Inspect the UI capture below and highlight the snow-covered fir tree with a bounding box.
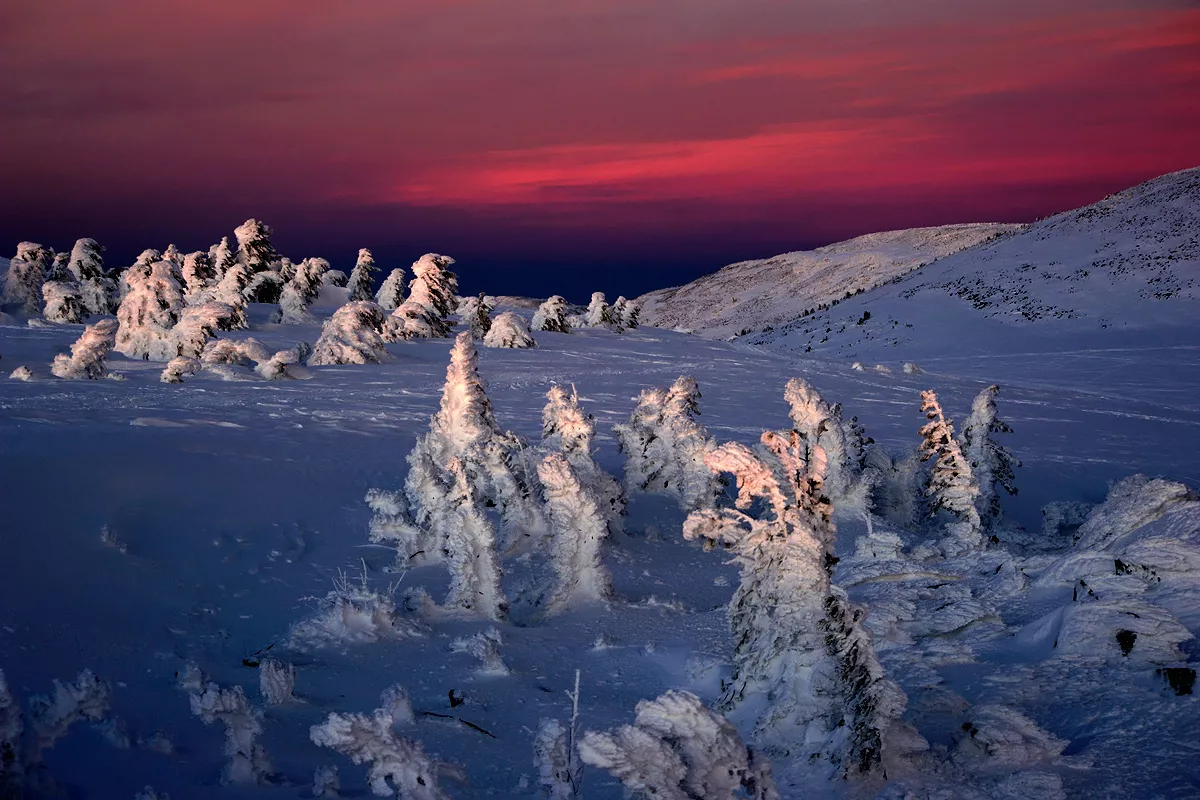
[408,253,458,318]
[482,311,536,349]
[309,301,393,365]
[957,384,1020,524]
[68,238,115,316]
[533,295,571,333]
[41,256,87,323]
[160,356,200,383]
[918,389,982,550]
[619,298,640,329]
[683,430,910,773]
[346,248,379,302]
[459,293,493,338]
[277,257,329,324]
[209,236,237,281]
[375,267,407,310]
[115,260,185,361]
[538,453,612,613]
[439,458,508,620]
[542,384,625,531]
[209,263,251,329]
[51,319,119,379]
[181,251,215,303]
[784,377,857,503]
[390,298,450,339]
[584,292,614,328]
[3,242,53,314]
[162,244,183,270]
[243,271,285,305]
[171,302,238,358]
[614,376,721,512]
[234,219,279,274]
[578,690,780,800]
[399,332,544,560]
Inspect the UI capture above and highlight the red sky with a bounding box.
[1,0,1197,298]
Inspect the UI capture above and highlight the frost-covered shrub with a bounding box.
[3,242,52,314]
[379,685,414,727]
[538,453,612,613]
[257,345,308,380]
[310,302,393,365]
[542,384,625,531]
[160,356,200,383]
[684,423,908,770]
[259,660,297,706]
[310,699,452,799]
[614,376,720,512]
[438,458,508,620]
[201,337,270,368]
[918,389,981,551]
[482,311,536,349]
[288,571,422,649]
[533,719,575,800]
[375,268,407,310]
[278,257,330,324]
[407,253,458,320]
[116,260,185,360]
[41,278,88,323]
[347,248,379,302]
[583,292,614,328]
[52,318,119,380]
[185,675,272,785]
[577,690,779,800]
[458,293,492,338]
[958,385,1020,524]
[9,366,33,382]
[449,628,509,676]
[171,301,238,358]
[68,238,116,316]
[533,295,571,333]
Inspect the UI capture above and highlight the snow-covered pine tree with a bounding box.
[918,389,982,551]
[51,319,119,379]
[542,384,625,531]
[41,256,88,324]
[459,293,493,338]
[610,297,630,330]
[243,271,285,305]
[67,238,115,316]
[957,384,1020,524]
[482,311,536,349]
[538,453,612,613]
[209,236,237,281]
[115,260,185,360]
[277,257,329,324]
[209,263,251,330]
[375,268,407,310]
[614,376,721,512]
[234,219,279,275]
[620,299,640,329]
[309,301,393,365]
[277,257,296,285]
[181,251,215,303]
[346,248,379,302]
[584,292,614,328]
[439,458,508,620]
[3,242,53,314]
[533,295,571,333]
[162,244,182,270]
[578,690,780,800]
[684,429,908,773]
[390,298,450,339]
[172,302,238,358]
[408,253,458,319]
[784,378,856,502]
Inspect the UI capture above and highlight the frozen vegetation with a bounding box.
[1,168,1199,799]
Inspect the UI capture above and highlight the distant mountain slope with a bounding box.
[636,223,1022,339]
[749,166,1200,364]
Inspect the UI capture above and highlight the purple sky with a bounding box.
[2,1,1197,299]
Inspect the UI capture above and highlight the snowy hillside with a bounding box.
[636,224,1021,339]
[743,167,1200,366]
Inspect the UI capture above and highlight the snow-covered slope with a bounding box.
[637,224,1022,339]
[745,167,1200,365]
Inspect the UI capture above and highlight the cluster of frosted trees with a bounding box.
[532,292,640,334]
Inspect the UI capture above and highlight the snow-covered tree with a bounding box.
[542,384,625,531]
[390,299,450,339]
[52,319,119,379]
[310,704,450,799]
[3,242,52,314]
[375,268,407,310]
[160,356,200,383]
[210,263,251,329]
[538,453,612,613]
[184,674,272,785]
[115,261,185,360]
[257,344,309,380]
[171,301,238,358]
[918,389,982,549]
[957,384,1020,523]
[347,248,379,302]
[67,238,115,316]
[407,253,458,319]
[181,251,215,303]
[614,376,720,512]
[277,257,329,324]
[162,243,182,269]
[459,293,493,338]
[439,458,508,620]
[483,311,536,349]
[42,273,87,324]
[234,219,279,275]
[618,298,640,329]
[683,428,909,772]
[310,301,393,365]
[209,236,237,281]
[533,295,571,333]
[533,718,576,800]
[243,270,285,305]
[201,337,270,368]
[784,378,856,502]
[578,690,779,800]
[584,292,614,328]
[398,332,544,561]
[278,257,296,284]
